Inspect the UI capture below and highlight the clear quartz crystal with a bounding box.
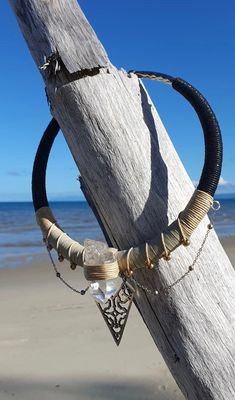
[84,239,120,303]
[84,239,116,265]
[89,279,121,303]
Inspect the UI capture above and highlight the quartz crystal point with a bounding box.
[84,240,121,303]
[84,239,115,265]
[89,279,121,303]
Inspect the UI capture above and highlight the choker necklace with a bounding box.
[32,70,222,345]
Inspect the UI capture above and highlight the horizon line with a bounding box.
[1,192,235,203]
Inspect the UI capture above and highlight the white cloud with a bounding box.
[192,176,235,194]
[218,176,228,186]
[216,179,235,194]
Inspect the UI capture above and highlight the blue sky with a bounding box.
[0,0,234,201]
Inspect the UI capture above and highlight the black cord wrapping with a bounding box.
[131,71,222,198]
[32,71,223,215]
[32,118,60,211]
[172,78,222,197]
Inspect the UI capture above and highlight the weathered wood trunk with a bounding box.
[9,1,235,399]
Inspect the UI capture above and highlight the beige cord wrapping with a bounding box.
[56,232,68,252]
[177,217,190,246]
[178,190,213,236]
[123,247,133,277]
[36,206,84,268]
[83,247,119,281]
[117,189,213,274]
[161,233,171,260]
[46,223,56,241]
[36,190,213,280]
[68,242,76,258]
[36,206,119,281]
[145,243,154,269]
[83,261,119,281]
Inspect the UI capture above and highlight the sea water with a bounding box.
[0,197,234,268]
[0,201,103,268]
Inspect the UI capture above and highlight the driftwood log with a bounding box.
[9,1,235,399]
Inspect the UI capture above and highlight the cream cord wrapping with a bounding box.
[117,190,213,274]
[36,206,119,280]
[36,190,212,279]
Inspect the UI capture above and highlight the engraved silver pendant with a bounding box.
[96,280,135,345]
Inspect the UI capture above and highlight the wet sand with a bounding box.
[0,238,234,400]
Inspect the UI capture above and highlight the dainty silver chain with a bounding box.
[130,203,220,296]
[130,225,212,296]
[45,242,89,295]
[44,202,220,297]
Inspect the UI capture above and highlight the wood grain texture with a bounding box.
[50,70,235,399]
[9,0,108,72]
[9,1,235,399]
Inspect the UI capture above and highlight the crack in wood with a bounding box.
[42,50,107,87]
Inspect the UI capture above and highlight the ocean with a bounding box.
[0,198,234,269]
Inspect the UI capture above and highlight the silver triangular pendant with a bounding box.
[96,281,135,346]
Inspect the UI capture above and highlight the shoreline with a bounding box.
[220,234,235,249]
[0,237,234,400]
[0,235,233,277]
[0,259,185,400]
[1,234,234,271]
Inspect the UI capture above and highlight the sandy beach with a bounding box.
[0,238,234,400]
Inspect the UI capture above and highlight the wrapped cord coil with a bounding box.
[131,71,223,198]
[32,118,60,211]
[32,71,222,279]
[172,78,222,197]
